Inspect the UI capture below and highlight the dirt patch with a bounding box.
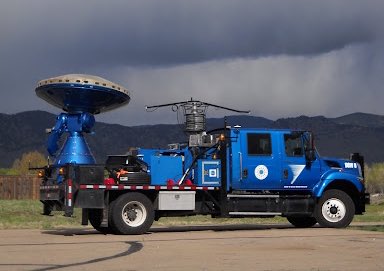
[0,225,383,271]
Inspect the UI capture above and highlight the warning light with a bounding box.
[59,167,66,175]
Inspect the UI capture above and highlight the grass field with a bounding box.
[1,200,383,231]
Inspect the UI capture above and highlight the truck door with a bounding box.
[232,132,282,190]
[281,132,321,190]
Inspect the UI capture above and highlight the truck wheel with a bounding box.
[287,216,317,228]
[43,203,52,216]
[315,189,355,228]
[88,209,113,234]
[110,192,154,235]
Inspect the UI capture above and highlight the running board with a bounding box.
[229,212,282,216]
[227,194,280,198]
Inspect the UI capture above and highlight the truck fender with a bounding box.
[312,170,364,198]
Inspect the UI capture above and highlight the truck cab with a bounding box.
[226,127,367,228]
[230,128,364,193]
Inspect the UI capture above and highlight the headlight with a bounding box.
[358,177,365,185]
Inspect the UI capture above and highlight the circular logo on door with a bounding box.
[254,165,268,180]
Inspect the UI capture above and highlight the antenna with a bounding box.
[146,98,250,135]
[36,74,130,165]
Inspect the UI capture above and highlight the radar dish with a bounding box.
[35,74,130,114]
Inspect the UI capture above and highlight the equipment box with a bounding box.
[157,191,196,210]
[196,159,221,186]
[151,156,183,185]
[73,165,104,184]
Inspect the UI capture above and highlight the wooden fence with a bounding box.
[0,176,40,200]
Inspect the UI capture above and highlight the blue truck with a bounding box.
[39,105,369,234]
[35,77,369,234]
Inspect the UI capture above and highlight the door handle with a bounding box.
[283,169,289,179]
[239,152,243,181]
[243,168,248,179]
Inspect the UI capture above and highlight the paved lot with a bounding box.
[0,224,383,271]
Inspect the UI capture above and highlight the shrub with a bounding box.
[11,151,47,175]
[365,163,384,194]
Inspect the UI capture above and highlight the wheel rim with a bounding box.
[321,197,346,223]
[121,201,147,227]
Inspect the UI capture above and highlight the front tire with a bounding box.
[287,216,317,228]
[315,189,355,228]
[110,192,154,235]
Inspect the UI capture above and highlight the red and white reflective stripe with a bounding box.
[67,179,73,207]
[79,184,218,191]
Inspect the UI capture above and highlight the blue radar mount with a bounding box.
[35,74,130,165]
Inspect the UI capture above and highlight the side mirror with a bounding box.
[304,131,316,162]
[305,149,316,162]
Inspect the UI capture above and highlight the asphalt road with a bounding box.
[0,224,383,271]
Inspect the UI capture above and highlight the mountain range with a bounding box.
[0,111,383,168]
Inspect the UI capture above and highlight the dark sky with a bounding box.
[1,0,383,125]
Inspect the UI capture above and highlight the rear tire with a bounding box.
[88,209,113,234]
[43,203,52,216]
[110,193,154,235]
[315,189,355,228]
[287,216,317,228]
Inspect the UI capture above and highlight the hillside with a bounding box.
[0,111,383,167]
[332,112,384,128]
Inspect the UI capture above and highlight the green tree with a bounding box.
[11,151,47,175]
[0,168,19,175]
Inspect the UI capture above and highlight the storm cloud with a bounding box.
[0,0,383,125]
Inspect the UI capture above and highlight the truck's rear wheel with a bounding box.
[287,216,317,228]
[88,209,113,234]
[43,203,52,216]
[110,193,154,235]
[315,189,355,228]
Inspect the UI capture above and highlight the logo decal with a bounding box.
[255,165,268,180]
[284,185,308,189]
[209,169,218,178]
[344,162,357,169]
[289,165,305,184]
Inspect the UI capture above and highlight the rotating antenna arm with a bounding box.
[47,113,67,156]
[46,112,95,157]
[146,98,250,114]
[199,101,250,114]
[145,101,188,110]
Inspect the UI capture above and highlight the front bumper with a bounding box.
[358,192,370,213]
[364,193,370,205]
